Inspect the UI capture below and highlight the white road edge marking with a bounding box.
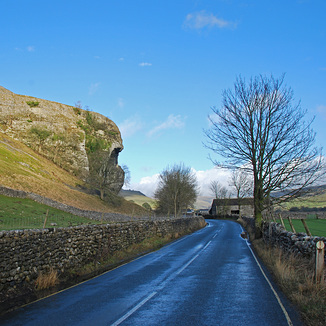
[111,291,157,326]
[245,239,294,326]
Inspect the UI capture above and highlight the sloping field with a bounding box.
[284,193,326,210]
[0,132,145,216]
[120,190,157,209]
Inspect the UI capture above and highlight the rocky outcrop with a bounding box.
[0,86,124,193]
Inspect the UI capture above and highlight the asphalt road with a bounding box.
[1,220,303,326]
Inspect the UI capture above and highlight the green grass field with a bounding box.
[0,195,101,231]
[276,218,326,237]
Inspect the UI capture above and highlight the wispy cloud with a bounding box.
[139,62,152,67]
[119,116,143,138]
[89,82,100,95]
[184,10,237,30]
[26,45,35,52]
[147,114,185,137]
[117,97,125,108]
[317,105,326,118]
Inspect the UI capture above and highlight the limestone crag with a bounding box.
[0,86,124,193]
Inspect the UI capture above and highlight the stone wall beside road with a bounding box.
[240,216,326,263]
[0,216,206,308]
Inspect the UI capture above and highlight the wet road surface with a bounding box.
[1,220,303,326]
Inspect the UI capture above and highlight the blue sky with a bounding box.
[1,0,325,198]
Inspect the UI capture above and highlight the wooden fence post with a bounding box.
[279,214,286,229]
[43,209,49,229]
[288,217,296,233]
[316,241,325,283]
[301,219,312,236]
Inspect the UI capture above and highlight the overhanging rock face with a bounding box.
[0,86,124,193]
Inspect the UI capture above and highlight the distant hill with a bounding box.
[119,189,147,197]
[195,196,214,209]
[272,184,326,199]
[119,190,213,210]
[119,189,157,209]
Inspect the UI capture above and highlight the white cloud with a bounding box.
[89,82,100,95]
[147,114,185,137]
[184,10,237,30]
[195,167,232,196]
[26,45,35,52]
[130,174,160,197]
[139,62,152,67]
[118,117,143,138]
[130,167,232,198]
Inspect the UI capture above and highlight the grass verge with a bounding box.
[0,194,102,230]
[67,234,178,278]
[1,233,184,315]
[35,268,59,290]
[252,239,326,326]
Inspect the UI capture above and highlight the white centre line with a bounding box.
[111,291,157,326]
[176,254,200,275]
[203,240,212,250]
[111,233,216,325]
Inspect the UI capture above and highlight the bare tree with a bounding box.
[209,180,230,216]
[155,164,199,217]
[121,164,131,188]
[230,169,252,198]
[229,169,253,216]
[204,74,323,236]
[209,180,229,199]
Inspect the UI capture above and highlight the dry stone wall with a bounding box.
[240,216,326,263]
[262,221,326,263]
[0,217,206,298]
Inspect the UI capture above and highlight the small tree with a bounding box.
[209,180,230,216]
[142,202,152,211]
[30,127,52,151]
[87,150,124,200]
[204,74,323,237]
[155,164,198,217]
[229,169,253,215]
[121,164,131,188]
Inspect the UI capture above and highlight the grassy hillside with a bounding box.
[283,192,326,210]
[119,189,157,209]
[0,132,145,217]
[195,196,213,209]
[0,194,103,230]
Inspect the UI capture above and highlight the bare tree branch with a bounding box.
[204,74,324,236]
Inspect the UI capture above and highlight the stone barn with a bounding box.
[210,198,254,217]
